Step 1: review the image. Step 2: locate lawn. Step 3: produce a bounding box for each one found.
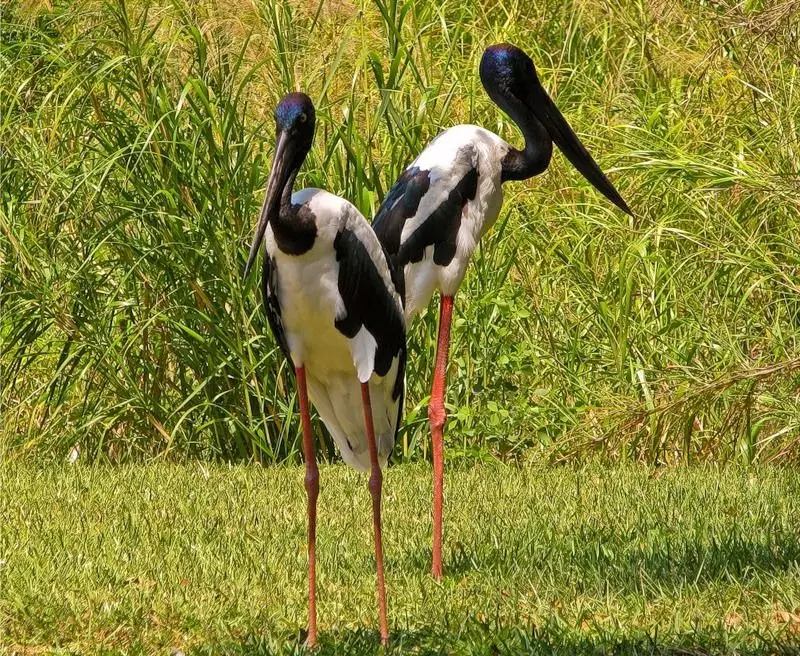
[2,462,799,654]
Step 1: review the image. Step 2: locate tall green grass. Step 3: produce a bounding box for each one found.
[2,0,799,463]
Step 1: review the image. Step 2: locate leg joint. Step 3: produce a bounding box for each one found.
[369,469,382,497]
[428,400,447,431]
[304,467,319,498]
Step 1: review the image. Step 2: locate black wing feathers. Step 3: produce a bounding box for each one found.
[373,164,479,269]
[403,167,478,267]
[372,167,431,256]
[333,228,405,390]
[261,254,292,363]
[382,243,406,307]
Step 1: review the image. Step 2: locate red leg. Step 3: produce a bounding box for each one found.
[361,382,389,646]
[296,366,319,648]
[429,295,454,580]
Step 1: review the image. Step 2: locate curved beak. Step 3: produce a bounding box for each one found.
[244,130,290,278]
[528,84,632,215]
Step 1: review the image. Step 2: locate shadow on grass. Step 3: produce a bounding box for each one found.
[402,541,482,577]
[529,525,800,591]
[195,522,800,655]
[401,526,800,592]
[196,623,799,655]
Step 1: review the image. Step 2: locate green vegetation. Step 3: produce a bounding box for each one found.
[3,3,799,653]
[1,463,799,653]
[3,0,800,464]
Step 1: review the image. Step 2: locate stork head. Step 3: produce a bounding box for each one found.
[480,44,539,102]
[245,93,317,277]
[480,44,631,215]
[274,92,316,157]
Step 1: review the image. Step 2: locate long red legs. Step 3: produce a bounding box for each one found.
[295,366,319,648]
[360,381,389,646]
[429,294,454,581]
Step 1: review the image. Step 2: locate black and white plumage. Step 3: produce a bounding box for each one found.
[247,98,406,472]
[374,44,631,318]
[372,44,632,580]
[245,92,402,646]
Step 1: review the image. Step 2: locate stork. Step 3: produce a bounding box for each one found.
[245,92,406,647]
[372,44,632,580]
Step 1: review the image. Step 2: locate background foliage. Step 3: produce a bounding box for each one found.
[2,0,800,464]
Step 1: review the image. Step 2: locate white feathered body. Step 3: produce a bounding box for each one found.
[265,189,404,471]
[392,125,510,319]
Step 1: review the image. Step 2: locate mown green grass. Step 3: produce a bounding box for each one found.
[2,0,800,464]
[2,463,800,653]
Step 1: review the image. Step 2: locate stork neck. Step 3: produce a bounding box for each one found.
[271,165,316,255]
[279,166,300,212]
[499,99,553,182]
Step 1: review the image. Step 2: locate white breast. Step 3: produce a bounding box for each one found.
[267,230,346,369]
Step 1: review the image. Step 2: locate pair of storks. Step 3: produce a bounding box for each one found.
[244,44,631,646]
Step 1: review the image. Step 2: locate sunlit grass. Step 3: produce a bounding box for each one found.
[1,462,799,653]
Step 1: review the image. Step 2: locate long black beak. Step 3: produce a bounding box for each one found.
[244,131,290,278]
[529,84,632,215]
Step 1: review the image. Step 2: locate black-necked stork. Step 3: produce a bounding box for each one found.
[245,92,405,647]
[372,44,632,579]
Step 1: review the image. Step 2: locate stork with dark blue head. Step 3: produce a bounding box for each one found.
[372,44,632,580]
[246,92,405,647]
